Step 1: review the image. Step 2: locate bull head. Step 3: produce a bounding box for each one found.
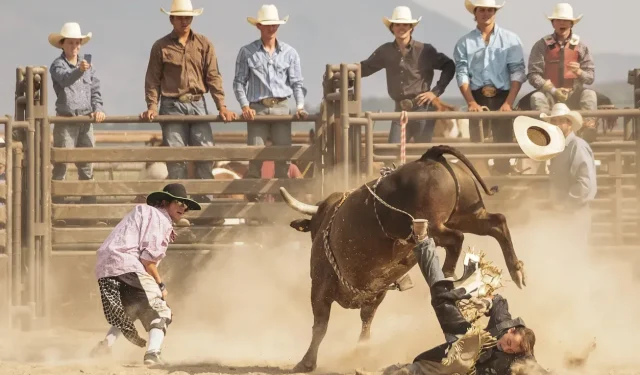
[280,187,318,215]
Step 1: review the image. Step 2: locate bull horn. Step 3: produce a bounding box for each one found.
[279,187,318,215]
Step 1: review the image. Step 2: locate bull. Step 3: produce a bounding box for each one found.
[279,145,527,372]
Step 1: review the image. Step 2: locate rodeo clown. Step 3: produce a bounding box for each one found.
[89,183,201,365]
[359,237,545,375]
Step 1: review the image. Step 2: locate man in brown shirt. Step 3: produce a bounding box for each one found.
[141,0,236,201]
[360,6,455,144]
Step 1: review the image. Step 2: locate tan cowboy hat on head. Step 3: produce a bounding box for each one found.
[248,5,289,26]
[161,0,203,17]
[383,6,422,28]
[540,103,583,132]
[547,3,582,24]
[48,22,92,49]
[465,0,505,14]
[514,115,566,162]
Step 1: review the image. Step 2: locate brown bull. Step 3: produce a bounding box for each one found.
[279,145,526,372]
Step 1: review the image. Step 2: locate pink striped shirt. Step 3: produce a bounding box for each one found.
[95,204,176,280]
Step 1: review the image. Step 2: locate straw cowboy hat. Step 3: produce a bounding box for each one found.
[161,0,203,17]
[146,183,202,211]
[546,3,582,24]
[248,5,289,26]
[514,115,567,162]
[540,103,583,132]
[383,6,422,28]
[48,22,92,49]
[464,0,505,14]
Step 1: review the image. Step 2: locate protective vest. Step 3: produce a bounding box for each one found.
[542,33,581,89]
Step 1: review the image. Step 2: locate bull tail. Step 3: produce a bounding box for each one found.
[420,145,499,196]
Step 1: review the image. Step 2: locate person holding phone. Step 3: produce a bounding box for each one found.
[48,22,106,207]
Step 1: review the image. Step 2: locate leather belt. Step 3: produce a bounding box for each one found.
[256,97,287,108]
[480,86,497,98]
[177,93,203,103]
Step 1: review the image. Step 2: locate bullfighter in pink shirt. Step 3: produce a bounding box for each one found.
[89,183,201,365]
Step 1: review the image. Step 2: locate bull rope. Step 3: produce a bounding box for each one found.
[321,166,423,296]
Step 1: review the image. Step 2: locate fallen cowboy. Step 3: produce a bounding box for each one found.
[356,238,543,375]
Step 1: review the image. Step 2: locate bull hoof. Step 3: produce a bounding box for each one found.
[292,361,316,373]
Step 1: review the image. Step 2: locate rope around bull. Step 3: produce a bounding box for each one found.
[321,165,418,296]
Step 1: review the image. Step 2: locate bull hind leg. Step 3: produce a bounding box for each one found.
[451,209,526,288]
[430,223,465,278]
[358,291,387,343]
[294,281,334,373]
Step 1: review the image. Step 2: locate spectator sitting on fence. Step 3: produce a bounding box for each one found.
[90,183,201,366]
[48,22,106,206]
[453,0,526,176]
[527,3,597,143]
[359,6,456,144]
[141,0,237,205]
[233,4,308,203]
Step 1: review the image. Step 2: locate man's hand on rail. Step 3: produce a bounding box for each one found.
[219,106,237,123]
[467,101,482,112]
[140,109,157,121]
[90,111,106,123]
[295,108,309,120]
[241,106,256,121]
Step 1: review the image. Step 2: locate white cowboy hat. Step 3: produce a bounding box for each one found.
[48,22,92,49]
[139,162,168,180]
[514,116,566,161]
[540,103,583,132]
[546,3,582,24]
[161,0,203,17]
[383,6,422,28]
[464,0,505,14]
[248,5,289,26]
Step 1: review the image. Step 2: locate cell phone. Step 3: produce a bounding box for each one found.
[84,54,92,64]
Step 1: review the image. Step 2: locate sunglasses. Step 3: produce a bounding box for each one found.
[173,200,190,212]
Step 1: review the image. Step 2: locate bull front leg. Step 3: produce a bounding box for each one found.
[358,291,387,342]
[294,281,334,372]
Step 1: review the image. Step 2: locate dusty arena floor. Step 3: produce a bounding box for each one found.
[2,214,640,375]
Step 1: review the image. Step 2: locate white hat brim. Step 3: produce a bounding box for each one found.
[247,15,289,26]
[465,0,505,14]
[382,16,422,28]
[514,116,566,161]
[546,14,583,25]
[48,32,92,49]
[161,7,203,16]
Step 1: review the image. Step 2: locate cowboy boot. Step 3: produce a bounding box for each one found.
[388,273,414,292]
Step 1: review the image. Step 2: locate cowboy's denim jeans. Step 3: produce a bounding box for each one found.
[52,122,97,204]
[413,238,445,288]
[388,103,436,143]
[245,100,292,179]
[530,88,597,121]
[159,97,214,180]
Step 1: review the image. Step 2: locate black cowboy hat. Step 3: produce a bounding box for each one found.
[146,183,202,211]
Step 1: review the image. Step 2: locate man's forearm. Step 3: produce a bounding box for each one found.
[142,260,162,284]
[459,83,476,106]
[505,81,522,106]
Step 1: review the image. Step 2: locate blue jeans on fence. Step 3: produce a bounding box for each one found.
[388,103,436,143]
[52,121,96,204]
[159,97,215,181]
[245,100,292,179]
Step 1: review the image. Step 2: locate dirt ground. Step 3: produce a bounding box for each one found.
[2,210,640,375]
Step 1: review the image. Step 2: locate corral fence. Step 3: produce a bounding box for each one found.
[1,64,640,331]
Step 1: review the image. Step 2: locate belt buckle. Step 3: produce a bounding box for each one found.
[262,98,277,107]
[399,99,414,111]
[178,94,192,103]
[481,86,497,98]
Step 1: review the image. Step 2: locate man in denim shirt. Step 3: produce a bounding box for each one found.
[48,22,106,204]
[233,5,307,183]
[453,0,526,175]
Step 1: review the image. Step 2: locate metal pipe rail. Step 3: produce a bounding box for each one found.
[49,114,320,124]
[369,109,640,121]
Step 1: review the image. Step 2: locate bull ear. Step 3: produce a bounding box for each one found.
[290,218,311,232]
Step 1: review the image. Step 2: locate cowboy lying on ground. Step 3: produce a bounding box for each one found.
[527,3,597,143]
[48,22,105,207]
[233,4,307,188]
[360,238,542,375]
[359,6,455,144]
[453,0,526,175]
[90,183,201,366]
[142,0,237,207]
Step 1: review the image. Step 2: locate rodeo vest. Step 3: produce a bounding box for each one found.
[542,33,580,89]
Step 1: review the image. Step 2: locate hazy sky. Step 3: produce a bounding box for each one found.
[0,0,637,121]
